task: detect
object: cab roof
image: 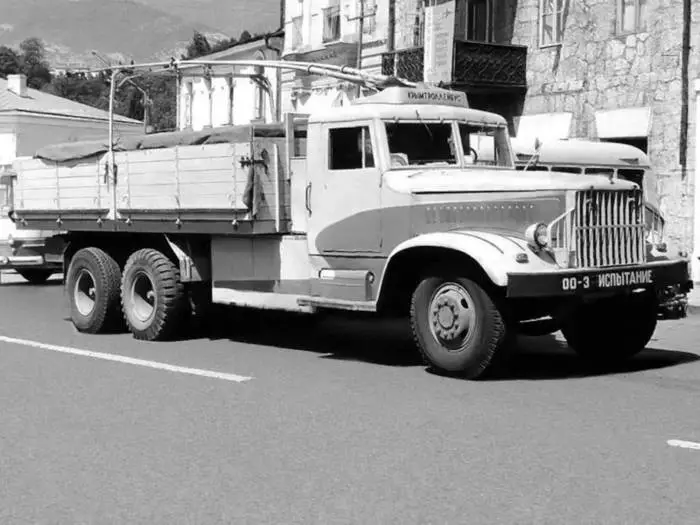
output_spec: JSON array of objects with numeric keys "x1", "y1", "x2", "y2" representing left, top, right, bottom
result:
[{"x1": 306, "y1": 86, "x2": 508, "y2": 127}]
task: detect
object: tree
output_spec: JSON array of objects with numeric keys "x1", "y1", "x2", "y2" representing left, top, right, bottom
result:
[
  {"x1": 19, "y1": 38, "x2": 46, "y2": 66},
  {"x1": 184, "y1": 31, "x2": 212, "y2": 59},
  {"x1": 18, "y1": 37, "x2": 52, "y2": 89},
  {"x1": 238, "y1": 30, "x2": 252, "y2": 44},
  {"x1": 210, "y1": 37, "x2": 239, "y2": 54},
  {"x1": 0, "y1": 46, "x2": 21, "y2": 78}
]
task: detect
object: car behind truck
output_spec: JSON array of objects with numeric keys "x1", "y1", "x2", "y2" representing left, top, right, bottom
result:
[
  {"x1": 0, "y1": 165, "x2": 62, "y2": 283},
  {"x1": 8, "y1": 60, "x2": 693, "y2": 379}
]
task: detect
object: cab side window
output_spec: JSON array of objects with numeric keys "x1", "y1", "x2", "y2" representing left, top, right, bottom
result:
[{"x1": 328, "y1": 126, "x2": 375, "y2": 170}]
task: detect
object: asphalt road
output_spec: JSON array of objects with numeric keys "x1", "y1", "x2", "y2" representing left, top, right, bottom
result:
[{"x1": 1, "y1": 272, "x2": 700, "y2": 524}]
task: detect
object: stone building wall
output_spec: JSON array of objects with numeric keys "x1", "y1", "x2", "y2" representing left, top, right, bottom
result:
[
  {"x1": 511, "y1": 0, "x2": 700, "y2": 252},
  {"x1": 376, "y1": 0, "x2": 700, "y2": 250}
]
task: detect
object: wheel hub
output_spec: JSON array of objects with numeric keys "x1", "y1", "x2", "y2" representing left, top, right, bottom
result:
[
  {"x1": 74, "y1": 268, "x2": 97, "y2": 317},
  {"x1": 429, "y1": 284, "x2": 475, "y2": 346},
  {"x1": 130, "y1": 272, "x2": 156, "y2": 323}
]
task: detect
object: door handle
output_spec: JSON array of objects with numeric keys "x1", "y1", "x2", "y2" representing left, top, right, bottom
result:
[{"x1": 305, "y1": 182, "x2": 312, "y2": 215}]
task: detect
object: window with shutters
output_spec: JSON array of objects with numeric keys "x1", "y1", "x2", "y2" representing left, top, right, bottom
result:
[
  {"x1": 539, "y1": 0, "x2": 564, "y2": 47},
  {"x1": 323, "y1": 0, "x2": 341, "y2": 43},
  {"x1": 617, "y1": 0, "x2": 647, "y2": 34}
]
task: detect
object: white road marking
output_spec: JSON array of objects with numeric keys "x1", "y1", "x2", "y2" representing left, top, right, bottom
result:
[
  {"x1": 667, "y1": 439, "x2": 700, "y2": 450},
  {"x1": 0, "y1": 334, "x2": 253, "y2": 383}
]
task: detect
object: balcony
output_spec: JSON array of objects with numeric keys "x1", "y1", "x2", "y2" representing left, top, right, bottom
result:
[{"x1": 381, "y1": 40, "x2": 527, "y2": 90}]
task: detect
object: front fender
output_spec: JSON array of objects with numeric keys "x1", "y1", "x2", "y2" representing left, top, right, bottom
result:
[{"x1": 380, "y1": 230, "x2": 558, "y2": 289}]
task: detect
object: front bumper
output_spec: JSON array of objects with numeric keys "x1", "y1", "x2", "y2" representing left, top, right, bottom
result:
[
  {"x1": 506, "y1": 260, "x2": 692, "y2": 299},
  {"x1": 0, "y1": 254, "x2": 62, "y2": 270},
  {"x1": 0, "y1": 241, "x2": 63, "y2": 271}
]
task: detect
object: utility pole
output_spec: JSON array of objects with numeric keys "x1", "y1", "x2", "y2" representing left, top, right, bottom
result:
[
  {"x1": 347, "y1": 0, "x2": 375, "y2": 97},
  {"x1": 92, "y1": 50, "x2": 151, "y2": 133}
]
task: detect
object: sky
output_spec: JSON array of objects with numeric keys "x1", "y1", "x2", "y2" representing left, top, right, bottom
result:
[{"x1": 134, "y1": 0, "x2": 281, "y2": 36}]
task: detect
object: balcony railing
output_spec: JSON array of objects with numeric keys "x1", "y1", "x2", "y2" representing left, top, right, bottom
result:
[{"x1": 381, "y1": 40, "x2": 527, "y2": 89}]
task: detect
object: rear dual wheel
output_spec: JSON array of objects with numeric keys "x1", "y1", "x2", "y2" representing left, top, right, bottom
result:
[
  {"x1": 120, "y1": 248, "x2": 188, "y2": 341},
  {"x1": 67, "y1": 246, "x2": 201, "y2": 341},
  {"x1": 66, "y1": 247, "x2": 122, "y2": 334}
]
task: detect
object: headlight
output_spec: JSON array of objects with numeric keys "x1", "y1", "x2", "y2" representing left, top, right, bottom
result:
[{"x1": 525, "y1": 222, "x2": 549, "y2": 248}]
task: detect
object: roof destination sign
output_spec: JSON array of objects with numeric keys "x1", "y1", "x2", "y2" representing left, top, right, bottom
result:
[{"x1": 356, "y1": 87, "x2": 469, "y2": 108}]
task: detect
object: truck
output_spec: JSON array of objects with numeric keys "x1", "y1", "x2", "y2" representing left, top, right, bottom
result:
[{"x1": 8, "y1": 59, "x2": 693, "y2": 379}]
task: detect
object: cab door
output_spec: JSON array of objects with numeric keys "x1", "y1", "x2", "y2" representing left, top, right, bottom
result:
[{"x1": 306, "y1": 122, "x2": 382, "y2": 255}]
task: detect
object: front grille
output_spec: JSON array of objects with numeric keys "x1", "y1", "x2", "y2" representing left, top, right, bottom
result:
[{"x1": 574, "y1": 189, "x2": 645, "y2": 268}]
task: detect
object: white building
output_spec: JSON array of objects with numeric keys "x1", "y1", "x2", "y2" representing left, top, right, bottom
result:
[
  {"x1": 0, "y1": 73, "x2": 143, "y2": 246},
  {"x1": 281, "y1": 0, "x2": 390, "y2": 114},
  {"x1": 0, "y1": 74, "x2": 142, "y2": 168},
  {"x1": 177, "y1": 32, "x2": 285, "y2": 131}
]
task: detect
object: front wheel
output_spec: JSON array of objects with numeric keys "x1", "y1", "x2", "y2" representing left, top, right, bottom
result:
[
  {"x1": 410, "y1": 274, "x2": 509, "y2": 379},
  {"x1": 561, "y1": 292, "x2": 658, "y2": 364}
]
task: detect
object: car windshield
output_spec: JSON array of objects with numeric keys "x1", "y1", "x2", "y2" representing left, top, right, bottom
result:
[{"x1": 384, "y1": 121, "x2": 513, "y2": 169}]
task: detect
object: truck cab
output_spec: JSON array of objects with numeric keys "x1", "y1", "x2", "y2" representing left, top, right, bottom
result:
[{"x1": 299, "y1": 89, "x2": 517, "y2": 301}]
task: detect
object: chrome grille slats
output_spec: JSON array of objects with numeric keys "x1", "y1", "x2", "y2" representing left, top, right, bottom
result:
[{"x1": 574, "y1": 189, "x2": 645, "y2": 268}]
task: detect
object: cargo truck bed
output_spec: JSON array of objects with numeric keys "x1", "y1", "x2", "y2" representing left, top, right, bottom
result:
[{"x1": 12, "y1": 122, "x2": 307, "y2": 235}]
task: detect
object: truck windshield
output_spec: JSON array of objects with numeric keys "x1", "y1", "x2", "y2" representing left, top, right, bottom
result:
[
  {"x1": 385, "y1": 122, "x2": 457, "y2": 167},
  {"x1": 459, "y1": 124, "x2": 513, "y2": 168},
  {"x1": 384, "y1": 121, "x2": 513, "y2": 169}
]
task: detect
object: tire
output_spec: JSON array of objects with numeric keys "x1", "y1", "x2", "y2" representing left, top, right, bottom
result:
[
  {"x1": 561, "y1": 292, "x2": 658, "y2": 364},
  {"x1": 120, "y1": 248, "x2": 188, "y2": 341},
  {"x1": 410, "y1": 273, "x2": 509, "y2": 379},
  {"x1": 17, "y1": 269, "x2": 53, "y2": 285},
  {"x1": 66, "y1": 247, "x2": 122, "y2": 334}
]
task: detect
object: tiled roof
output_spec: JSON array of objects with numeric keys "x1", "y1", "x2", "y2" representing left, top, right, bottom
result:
[{"x1": 0, "y1": 78, "x2": 141, "y2": 124}]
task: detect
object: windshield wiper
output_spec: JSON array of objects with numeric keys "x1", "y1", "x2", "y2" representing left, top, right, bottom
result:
[
  {"x1": 415, "y1": 110, "x2": 433, "y2": 140},
  {"x1": 522, "y1": 138, "x2": 543, "y2": 171}
]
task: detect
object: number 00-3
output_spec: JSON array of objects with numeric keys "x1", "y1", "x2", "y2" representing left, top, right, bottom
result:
[{"x1": 561, "y1": 276, "x2": 590, "y2": 290}]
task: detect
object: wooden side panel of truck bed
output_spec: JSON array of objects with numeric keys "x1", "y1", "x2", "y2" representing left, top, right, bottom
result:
[
  {"x1": 116, "y1": 139, "x2": 290, "y2": 225},
  {"x1": 14, "y1": 156, "x2": 108, "y2": 215},
  {"x1": 116, "y1": 143, "x2": 250, "y2": 212},
  {"x1": 13, "y1": 136, "x2": 292, "y2": 235}
]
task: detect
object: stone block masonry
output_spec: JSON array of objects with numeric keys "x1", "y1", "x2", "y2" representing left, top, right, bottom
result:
[
  {"x1": 510, "y1": 0, "x2": 700, "y2": 252},
  {"x1": 387, "y1": 0, "x2": 699, "y2": 251}
]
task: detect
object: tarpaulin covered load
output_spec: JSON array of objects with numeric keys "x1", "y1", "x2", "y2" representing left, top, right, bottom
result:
[{"x1": 33, "y1": 123, "x2": 298, "y2": 163}]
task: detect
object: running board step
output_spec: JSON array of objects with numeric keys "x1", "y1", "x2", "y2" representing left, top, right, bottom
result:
[{"x1": 297, "y1": 297, "x2": 376, "y2": 312}]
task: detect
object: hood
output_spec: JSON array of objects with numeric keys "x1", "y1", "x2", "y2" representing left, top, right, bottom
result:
[{"x1": 385, "y1": 168, "x2": 640, "y2": 195}]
